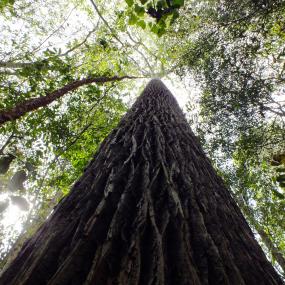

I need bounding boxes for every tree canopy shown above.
[0,0,284,278]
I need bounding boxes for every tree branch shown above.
[0,61,34,69]
[59,20,100,57]
[0,132,15,154]
[0,75,140,126]
[125,30,158,60]
[29,6,77,55]
[89,0,124,46]
[264,106,285,117]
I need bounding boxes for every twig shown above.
[0,132,15,154]
[89,0,124,46]
[59,20,100,57]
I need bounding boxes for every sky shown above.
[1,1,285,278]
[0,0,205,260]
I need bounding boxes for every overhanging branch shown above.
[0,75,141,126]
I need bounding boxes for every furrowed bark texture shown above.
[0,79,283,285]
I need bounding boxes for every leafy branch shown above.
[0,75,142,125]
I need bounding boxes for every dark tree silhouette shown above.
[0,79,283,285]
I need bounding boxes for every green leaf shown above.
[172,0,184,8]
[125,0,134,7]
[171,9,179,24]
[151,24,166,37]
[150,24,160,34]
[137,20,146,29]
[272,189,285,199]
[156,0,167,9]
[128,13,138,25]
[157,27,166,37]
[134,4,145,16]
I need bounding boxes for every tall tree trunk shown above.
[0,79,282,285]
[0,75,137,126]
[258,228,285,275]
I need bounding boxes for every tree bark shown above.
[0,61,33,69]
[0,75,137,126]
[0,79,283,285]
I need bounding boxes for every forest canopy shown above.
[0,0,284,278]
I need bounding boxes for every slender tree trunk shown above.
[0,79,283,285]
[258,228,285,275]
[238,198,285,275]
[0,75,137,126]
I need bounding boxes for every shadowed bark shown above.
[0,79,283,285]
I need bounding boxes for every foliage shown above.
[0,0,15,13]
[0,0,284,277]
[0,0,134,265]
[0,0,179,267]
[123,0,184,36]
[172,0,285,274]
